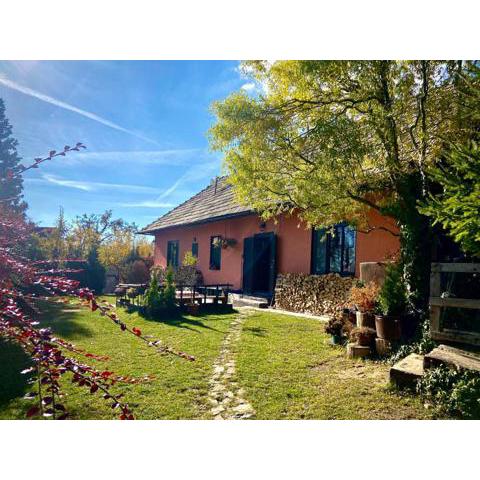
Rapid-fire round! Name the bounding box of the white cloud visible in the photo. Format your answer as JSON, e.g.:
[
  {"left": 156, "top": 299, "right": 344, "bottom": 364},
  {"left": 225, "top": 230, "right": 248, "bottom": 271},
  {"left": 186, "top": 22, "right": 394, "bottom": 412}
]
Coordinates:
[
  {"left": 0, "top": 75, "right": 160, "bottom": 145},
  {"left": 153, "top": 158, "right": 221, "bottom": 202},
  {"left": 68, "top": 148, "right": 200, "bottom": 166},
  {"left": 39, "top": 174, "right": 161, "bottom": 193},
  {"left": 241, "top": 82, "right": 256, "bottom": 91}
]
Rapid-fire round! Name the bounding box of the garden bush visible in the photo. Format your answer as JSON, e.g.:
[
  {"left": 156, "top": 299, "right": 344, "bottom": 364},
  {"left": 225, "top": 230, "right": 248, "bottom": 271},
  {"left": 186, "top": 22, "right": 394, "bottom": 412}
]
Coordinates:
[
  {"left": 417, "top": 366, "right": 480, "bottom": 419},
  {"left": 377, "top": 262, "right": 408, "bottom": 316},
  {"left": 151, "top": 264, "right": 202, "bottom": 287},
  {"left": 143, "top": 268, "right": 178, "bottom": 318}
]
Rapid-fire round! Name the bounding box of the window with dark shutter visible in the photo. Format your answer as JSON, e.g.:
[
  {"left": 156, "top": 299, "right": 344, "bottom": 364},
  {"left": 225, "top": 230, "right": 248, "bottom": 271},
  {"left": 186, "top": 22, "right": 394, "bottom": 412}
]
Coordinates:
[
  {"left": 311, "top": 224, "right": 356, "bottom": 276},
  {"left": 167, "top": 240, "right": 179, "bottom": 268},
  {"left": 209, "top": 236, "right": 221, "bottom": 270}
]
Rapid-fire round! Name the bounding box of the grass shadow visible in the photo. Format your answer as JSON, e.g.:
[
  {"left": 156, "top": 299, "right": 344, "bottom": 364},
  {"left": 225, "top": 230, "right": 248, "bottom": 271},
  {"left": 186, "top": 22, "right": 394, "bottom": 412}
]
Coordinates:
[
  {"left": 36, "top": 300, "right": 94, "bottom": 340},
  {"left": 143, "top": 312, "right": 226, "bottom": 334},
  {"left": 243, "top": 326, "right": 267, "bottom": 337},
  {"left": 128, "top": 304, "right": 234, "bottom": 334},
  {"left": 0, "top": 340, "right": 32, "bottom": 407}
]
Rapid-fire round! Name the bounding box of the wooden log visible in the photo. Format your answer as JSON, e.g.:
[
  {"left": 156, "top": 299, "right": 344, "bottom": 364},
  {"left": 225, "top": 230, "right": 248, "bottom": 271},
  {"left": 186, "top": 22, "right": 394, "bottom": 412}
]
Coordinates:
[
  {"left": 375, "top": 338, "right": 392, "bottom": 357},
  {"left": 347, "top": 343, "right": 371, "bottom": 359}
]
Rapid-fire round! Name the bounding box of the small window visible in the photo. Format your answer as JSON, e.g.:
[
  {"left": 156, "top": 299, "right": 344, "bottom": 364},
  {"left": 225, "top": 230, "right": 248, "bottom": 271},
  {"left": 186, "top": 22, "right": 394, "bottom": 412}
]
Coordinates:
[
  {"left": 191, "top": 242, "right": 199, "bottom": 258},
  {"left": 311, "top": 223, "right": 356, "bottom": 276},
  {"left": 209, "top": 236, "right": 221, "bottom": 270},
  {"left": 167, "top": 240, "right": 179, "bottom": 268}
]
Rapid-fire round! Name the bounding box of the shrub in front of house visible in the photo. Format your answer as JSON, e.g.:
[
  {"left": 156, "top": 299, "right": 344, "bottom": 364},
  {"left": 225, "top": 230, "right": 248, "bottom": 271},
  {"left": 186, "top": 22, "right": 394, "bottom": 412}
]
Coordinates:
[
  {"left": 375, "top": 262, "right": 408, "bottom": 341},
  {"left": 151, "top": 265, "right": 202, "bottom": 287},
  {"left": 144, "top": 270, "right": 179, "bottom": 319}
]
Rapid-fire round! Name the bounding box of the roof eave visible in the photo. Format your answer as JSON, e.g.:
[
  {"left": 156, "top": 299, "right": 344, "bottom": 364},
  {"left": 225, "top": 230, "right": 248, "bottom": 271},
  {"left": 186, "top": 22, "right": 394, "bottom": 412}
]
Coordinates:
[{"left": 138, "top": 210, "right": 255, "bottom": 235}]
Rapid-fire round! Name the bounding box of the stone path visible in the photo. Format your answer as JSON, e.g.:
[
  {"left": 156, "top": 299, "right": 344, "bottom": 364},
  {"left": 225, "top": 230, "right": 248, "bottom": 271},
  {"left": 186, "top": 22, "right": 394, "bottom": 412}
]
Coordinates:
[{"left": 208, "top": 310, "right": 255, "bottom": 420}]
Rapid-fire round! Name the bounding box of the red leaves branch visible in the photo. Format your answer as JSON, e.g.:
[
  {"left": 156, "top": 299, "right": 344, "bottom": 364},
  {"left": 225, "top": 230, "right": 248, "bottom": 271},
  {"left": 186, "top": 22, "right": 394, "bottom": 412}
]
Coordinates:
[{"left": 1, "top": 144, "right": 193, "bottom": 420}]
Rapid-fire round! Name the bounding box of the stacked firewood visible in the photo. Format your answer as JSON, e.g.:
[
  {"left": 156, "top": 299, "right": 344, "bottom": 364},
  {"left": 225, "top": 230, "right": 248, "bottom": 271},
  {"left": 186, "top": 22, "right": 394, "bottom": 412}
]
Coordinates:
[{"left": 274, "top": 273, "right": 355, "bottom": 316}]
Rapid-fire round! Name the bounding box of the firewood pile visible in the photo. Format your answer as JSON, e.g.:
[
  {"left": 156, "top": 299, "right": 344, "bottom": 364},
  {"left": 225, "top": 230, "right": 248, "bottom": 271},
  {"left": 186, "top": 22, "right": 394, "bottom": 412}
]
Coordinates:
[{"left": 274, "top": 273, "right": 356, "bottom": 316}]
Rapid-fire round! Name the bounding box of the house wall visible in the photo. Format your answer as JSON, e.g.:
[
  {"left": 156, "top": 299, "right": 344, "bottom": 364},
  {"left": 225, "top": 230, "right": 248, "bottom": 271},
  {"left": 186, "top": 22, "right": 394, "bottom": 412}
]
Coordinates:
[{"left": 152, "top": 211, "right": 399, "bottom": 290}]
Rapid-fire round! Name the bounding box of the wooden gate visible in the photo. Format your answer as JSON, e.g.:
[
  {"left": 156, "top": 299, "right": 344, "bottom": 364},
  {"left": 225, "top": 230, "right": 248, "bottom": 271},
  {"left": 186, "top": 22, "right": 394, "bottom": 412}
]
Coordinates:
[{"left": 430, "top": 263, "right": 480, "bottom": 346}]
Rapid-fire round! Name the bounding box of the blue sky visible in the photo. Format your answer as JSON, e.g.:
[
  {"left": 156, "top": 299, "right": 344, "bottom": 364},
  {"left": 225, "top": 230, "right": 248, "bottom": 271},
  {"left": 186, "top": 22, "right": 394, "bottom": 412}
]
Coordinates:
[{"left": 0, "top": 61, "right": 255, "bottom": 228}]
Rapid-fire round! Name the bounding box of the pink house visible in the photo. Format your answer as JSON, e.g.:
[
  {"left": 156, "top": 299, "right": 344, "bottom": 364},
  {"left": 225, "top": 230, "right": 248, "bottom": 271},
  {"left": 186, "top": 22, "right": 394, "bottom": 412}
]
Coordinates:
[{"left": 140, "top": 177, "right": 399, "bottom": 296}]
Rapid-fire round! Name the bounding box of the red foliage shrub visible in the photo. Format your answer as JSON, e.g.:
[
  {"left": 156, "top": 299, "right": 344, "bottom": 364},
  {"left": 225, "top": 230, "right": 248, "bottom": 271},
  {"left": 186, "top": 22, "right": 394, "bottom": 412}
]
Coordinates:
[{"left": 0, "top": 145, "right": 193, "bottom": 419}]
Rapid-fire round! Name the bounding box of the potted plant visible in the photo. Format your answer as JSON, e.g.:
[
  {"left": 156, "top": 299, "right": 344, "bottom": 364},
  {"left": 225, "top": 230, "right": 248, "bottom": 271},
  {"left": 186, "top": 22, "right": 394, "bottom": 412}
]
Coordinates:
[
  {"left": 349, "top": 326, "right": 376, "bottom": 347},
  {"left": 349, "top": 282, "right": 379, "bottom": 329},
  {"left": 325, "top": 317, "right": 345, "bottom": 344},
  {"left": 212, "top": 236, "right": 237, "bottom": 249},
  {"left": 375, "top": 262, "right": 407, "bottom": 341}
]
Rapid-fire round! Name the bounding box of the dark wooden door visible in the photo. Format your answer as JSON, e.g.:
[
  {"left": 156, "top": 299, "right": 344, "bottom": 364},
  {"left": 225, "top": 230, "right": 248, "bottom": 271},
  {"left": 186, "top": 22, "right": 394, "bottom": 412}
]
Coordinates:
[
  {"left": 242, "top": 236, "right": 255, "bottom": 294},
  {"left": 242, "top": 232, "right": 277, "bottom": 295}
]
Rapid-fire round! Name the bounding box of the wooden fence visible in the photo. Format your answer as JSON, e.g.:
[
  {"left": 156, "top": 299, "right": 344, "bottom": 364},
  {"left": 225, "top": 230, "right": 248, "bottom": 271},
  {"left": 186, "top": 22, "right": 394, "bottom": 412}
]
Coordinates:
[{"left": 430, "top": 263, "right": 480, "bottom": 346}]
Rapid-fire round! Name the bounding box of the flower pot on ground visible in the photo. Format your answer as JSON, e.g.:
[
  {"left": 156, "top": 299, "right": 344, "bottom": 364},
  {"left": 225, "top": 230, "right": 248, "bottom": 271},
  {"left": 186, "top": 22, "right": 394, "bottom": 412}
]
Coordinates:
[
  {"left": 330, "top": 334, "right": 343, "bottom": 345},
  {"left": 355, "top": 311, "right": 376, "bottom": 329},
  {"left": 325, "top": 316, "right": 346, "bottom": 345},
  {"left": 375, "top": 314, "right": 401, "bottom": 341}
]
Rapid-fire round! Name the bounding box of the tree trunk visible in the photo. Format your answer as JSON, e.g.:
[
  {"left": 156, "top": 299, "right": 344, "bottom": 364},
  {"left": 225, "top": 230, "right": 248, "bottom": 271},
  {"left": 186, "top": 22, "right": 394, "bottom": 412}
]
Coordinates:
[{"left": 395, "top": 173, "right": 433, "bottom": 315}]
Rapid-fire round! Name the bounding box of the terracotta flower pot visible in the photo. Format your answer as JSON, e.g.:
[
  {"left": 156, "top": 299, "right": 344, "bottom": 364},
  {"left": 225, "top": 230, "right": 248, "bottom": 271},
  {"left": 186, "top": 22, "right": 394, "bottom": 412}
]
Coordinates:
[
  {"left": 375, "top": 314, "right": 401, "bottom": 341},
  {"left": 356, "top": 311, "right": 376, "bottom": 329}
]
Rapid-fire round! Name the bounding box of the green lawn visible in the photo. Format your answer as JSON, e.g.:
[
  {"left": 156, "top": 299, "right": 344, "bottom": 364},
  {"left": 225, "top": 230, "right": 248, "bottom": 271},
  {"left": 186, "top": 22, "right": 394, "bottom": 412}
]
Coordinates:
[
  {"left": 235, "top": 311, "right": 437, "bottom": 420},
  {"left": 0, "top": 301, "right": 436, "bottom": 420},
  {"left": 0, "top": 297, "right": 235, "bottom": 420}
]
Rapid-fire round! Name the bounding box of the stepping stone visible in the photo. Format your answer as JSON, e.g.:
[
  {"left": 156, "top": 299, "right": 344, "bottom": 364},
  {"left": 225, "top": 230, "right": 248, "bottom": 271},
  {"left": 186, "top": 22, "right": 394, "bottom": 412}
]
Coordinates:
[
  {"left": 424, "top": 344, "right": 480, "bottom": 372},
  {"left": 211, "top": 405, "right": 225, "bottom": 415},
  {"left": 232, "top": 403, "right": 254, "bottom": 415},
  {"left": 390, "top": 353, "right": 424, "bottom": 389}
]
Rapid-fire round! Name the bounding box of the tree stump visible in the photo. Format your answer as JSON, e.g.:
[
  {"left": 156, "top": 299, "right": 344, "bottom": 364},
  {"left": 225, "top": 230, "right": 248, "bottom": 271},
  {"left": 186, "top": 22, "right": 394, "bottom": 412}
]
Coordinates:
[{"left": 347, "top": 343, "right": 371, "bottom": 359}]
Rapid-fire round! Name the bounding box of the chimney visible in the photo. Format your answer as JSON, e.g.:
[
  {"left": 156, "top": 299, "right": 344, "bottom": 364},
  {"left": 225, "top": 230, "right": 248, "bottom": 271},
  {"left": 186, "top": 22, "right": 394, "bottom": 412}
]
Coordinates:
[{"left": 214, "top": 176, "right": 219, "bottom": 194}]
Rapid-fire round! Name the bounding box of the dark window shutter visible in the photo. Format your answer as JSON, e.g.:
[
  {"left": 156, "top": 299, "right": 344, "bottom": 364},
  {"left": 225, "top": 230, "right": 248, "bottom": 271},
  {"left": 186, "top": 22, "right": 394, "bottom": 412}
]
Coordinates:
[
  {"left": 192, "top": 242, "right": 198, "bottom": 258},
  {"left": 167, "top": 240, "right": 179, "bottom": 268},
  {"left": 268, "top": 233, "right": 277, "bottom": 293}
]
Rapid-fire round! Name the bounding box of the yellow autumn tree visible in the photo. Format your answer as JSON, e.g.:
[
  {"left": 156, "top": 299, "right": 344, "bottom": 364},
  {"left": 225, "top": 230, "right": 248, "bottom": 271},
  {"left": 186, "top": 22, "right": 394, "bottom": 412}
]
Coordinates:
[{"left": 98, "top": 230, "right": 134, "bottom": 281}]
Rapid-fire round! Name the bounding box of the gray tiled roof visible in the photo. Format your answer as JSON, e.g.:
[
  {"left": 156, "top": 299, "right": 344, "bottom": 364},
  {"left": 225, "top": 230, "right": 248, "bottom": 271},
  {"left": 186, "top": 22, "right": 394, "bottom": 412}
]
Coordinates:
[{"left": 140, "top": 177, "right": 253, "bottom": 233}]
